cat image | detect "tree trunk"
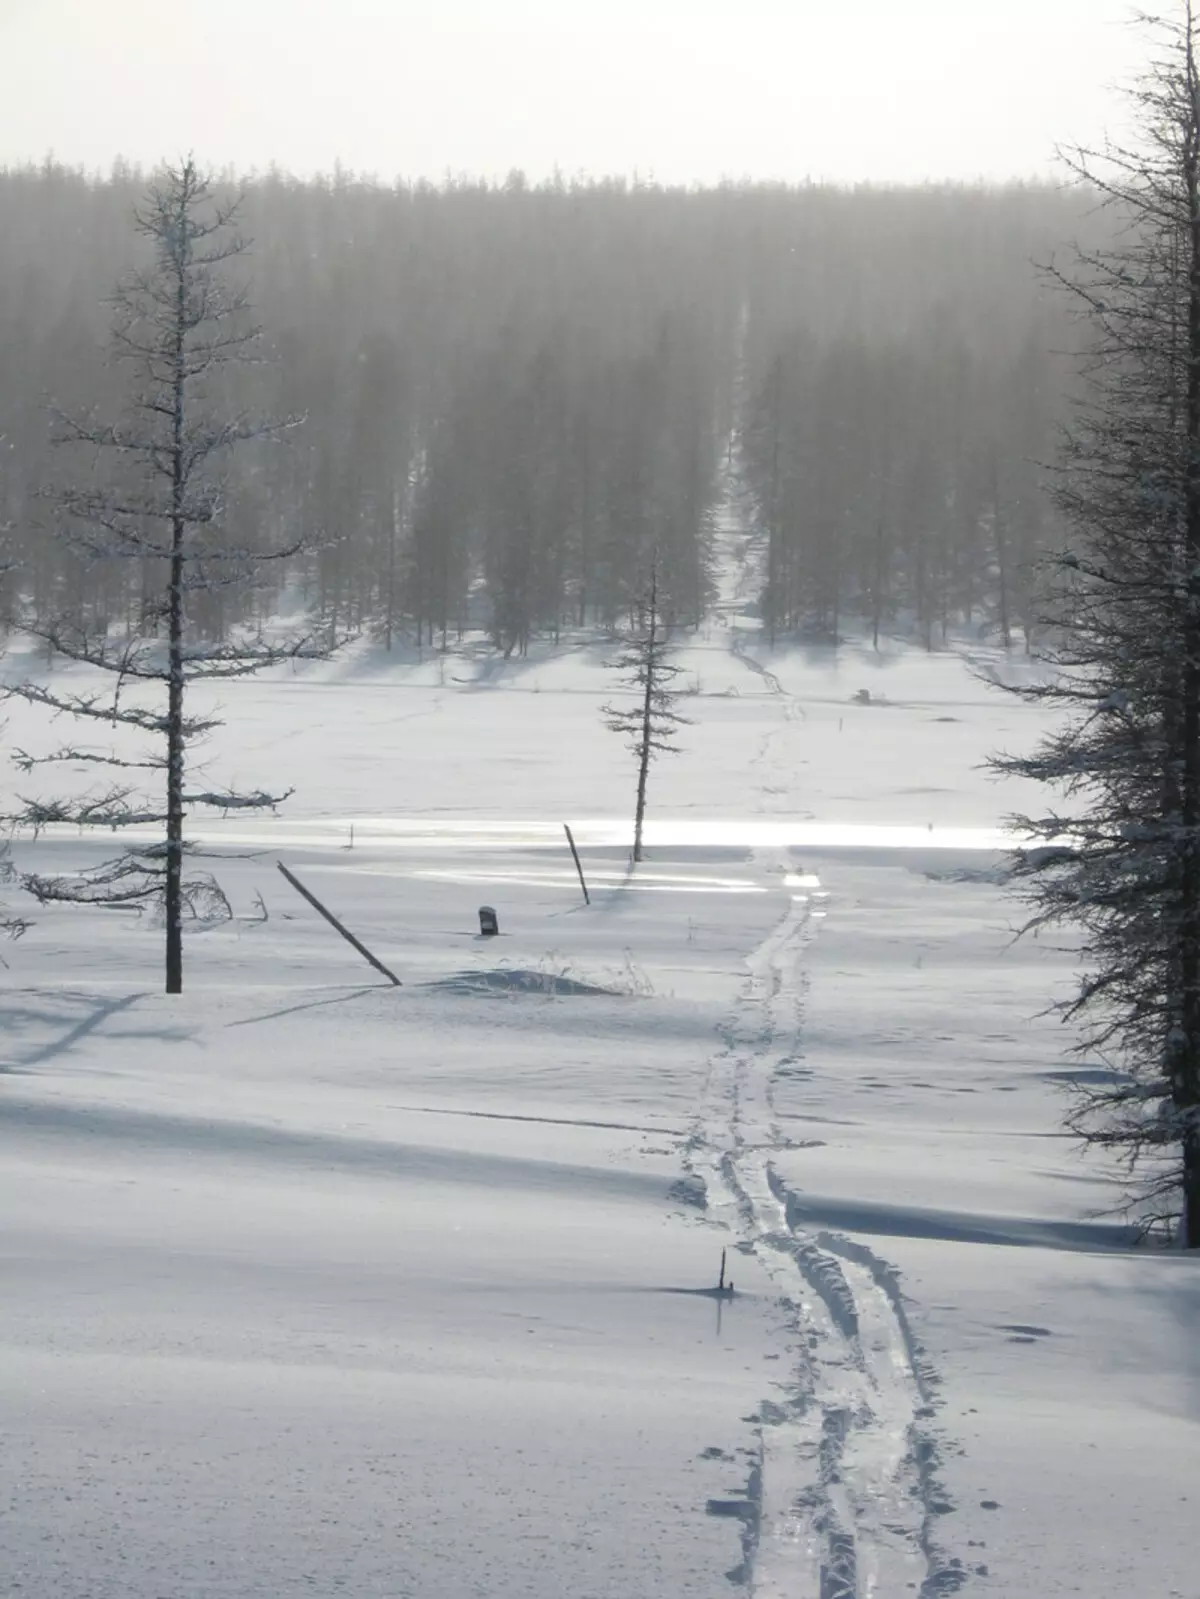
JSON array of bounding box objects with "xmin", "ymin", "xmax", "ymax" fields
[
  {"xmin": 165, "ymin": 533, "xmax": 184, "ymax": 996},
  {"xmin": 993, "ymin": 464, "xmax": 1011, "ymax": 648},
  {"xmin": 633, "ymin": 572, "xmax": 659, "ymax": 863},
  {"xmin": 1179, "ymin": 41, "xmax": 1200, "ymax": 1244},
  {"xmin": 384, "ymin": 484, "xmax": 399, "ymax": 651},
  {"xmin": 633, "ymin": 728, "xmax": 649, "ymax": 864},
  {"xmin": 165, "ymin": 209, "xmax": 188, "ymax": 996}
]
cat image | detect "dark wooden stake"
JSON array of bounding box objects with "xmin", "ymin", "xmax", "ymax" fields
[
  {"xmin": 563, "ymin": 822, "xmax": 590, "ymax": 905},
  {"xmin": 276, "ymin": 860, "xmax": 402, "ymax": 986}
]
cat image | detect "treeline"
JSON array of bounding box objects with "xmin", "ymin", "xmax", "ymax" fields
[{"xmin": 0, "ymin": 163, "xmax": 1096, "ymax": 650}]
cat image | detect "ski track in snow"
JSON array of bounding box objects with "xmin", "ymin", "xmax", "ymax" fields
[
  {"xmin": 685, "ymin": 878, "xmax": 966, "ymax": 1597},
  {"xmin": 682, "ymin": 455, "xmax": 964, "ymax": 1596},
  {"xmin": 676, "ymin": 627, "xmax": 965, "ymax": 1599}
]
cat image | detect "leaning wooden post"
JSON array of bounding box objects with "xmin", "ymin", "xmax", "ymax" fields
[
  {"xmin": 275, "ymin": 860, "xmax": 402, "ymax": 986},
  {"xmin": 563, "ymin": 822, "xmax": 590, "ymax": 905}
]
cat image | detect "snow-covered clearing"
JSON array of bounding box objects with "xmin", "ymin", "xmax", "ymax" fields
[{"xmin": 1, "ymin": 620, "xmax": 1198, "ymax": 1598}]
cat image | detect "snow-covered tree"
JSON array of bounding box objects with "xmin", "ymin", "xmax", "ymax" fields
[
  {"xmin": 602, "ymin": 560, "xmax": 689, "ymax": 863},
  {"xmin": 997, "ymin": 4, "xmax": 1200, "ymax": 1243},
  {"xmin": 4, "ymin": 158, "xmax": 322, "ymax": 994}
]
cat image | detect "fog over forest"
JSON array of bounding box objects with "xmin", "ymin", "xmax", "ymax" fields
[{"xmin": 0, "ymin": 165, "xmax": 1100, "ymax": 653}]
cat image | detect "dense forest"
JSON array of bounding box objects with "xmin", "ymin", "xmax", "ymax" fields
[{"xmin": 0, "ymin": 163, "xmax": 1099, "ymax": 652}]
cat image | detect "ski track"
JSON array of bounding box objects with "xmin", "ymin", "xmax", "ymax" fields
[
  {"xmin": 686, "ymin": 446, "xmax": 962, "ymax": 1595},
  {"xmin": 684, "ymin": 869, "xmax": 966, "ymax": 1599},
  {"xmin": 707, "ymin": 461, "xmax": 804, "ymax": 714}
]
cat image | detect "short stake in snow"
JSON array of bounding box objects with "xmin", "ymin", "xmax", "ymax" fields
[
  {"xmin": 563, "ymin": 823, "xmax": 590, "ymax": 905},
  {"xmin": 718, "ymin": 1247, "xmax": 734, "ymax": 1297}
]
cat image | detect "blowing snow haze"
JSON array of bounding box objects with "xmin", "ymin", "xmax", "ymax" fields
[{"xmin": 2, "ymin": 4, "xmax": 1200, "ymax": 1599}]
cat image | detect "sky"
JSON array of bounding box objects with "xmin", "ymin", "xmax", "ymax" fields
[{"xmin": 0, "ymin": 0, "xmax": 1152, "ymax": 187}]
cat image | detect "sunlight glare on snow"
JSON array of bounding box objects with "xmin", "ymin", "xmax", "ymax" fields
[
  {"xmin": 13, "ymin": 816, "xmax": 1018, "ymax": 851},
  {"xmin": 409, "ymin": 867, "xmax": 768, "ymax": 893}
]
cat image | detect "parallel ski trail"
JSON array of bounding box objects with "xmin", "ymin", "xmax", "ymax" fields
[{"xmin": 685, "ymin": 859, "xmax": 958, "ymax": 1598}]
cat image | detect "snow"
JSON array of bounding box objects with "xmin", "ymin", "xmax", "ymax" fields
[{"xmin": 1, "ymin": 621, "xmax": 1198, "ymax": 1598}]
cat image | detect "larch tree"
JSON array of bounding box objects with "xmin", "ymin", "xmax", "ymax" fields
[
  {"xmin": 602, "ymin": 560, "xmax": 689, "ymax": 863},
  {"xmin": 5, "ymin": 158, "xmax": 321, "ymax": 995},
  {"xmin": 997, "ymin": 3, "xmax": 1200, "ymax": 1243}
]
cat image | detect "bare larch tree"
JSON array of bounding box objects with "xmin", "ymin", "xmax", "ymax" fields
[
  {"xmin": 603, "ymin": 561, "xmax": 689, "ymax": 862},
  {"xmin": 5, "ymin": 158, "xmax": 320, "ymax": 994},
  {"xmin": 996, "ymin": 4, "xmax": 1200, "ymax": 1242}
]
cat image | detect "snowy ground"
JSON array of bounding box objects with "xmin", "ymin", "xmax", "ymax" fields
[{"xmin": 2, "ymin": 614, "xmax": 1198, "ymax": 1598}]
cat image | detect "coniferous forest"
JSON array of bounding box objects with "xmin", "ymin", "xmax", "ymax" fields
[{"xmin": 0, "ymin": 164, "xmax": 1100, "ymax": 651}]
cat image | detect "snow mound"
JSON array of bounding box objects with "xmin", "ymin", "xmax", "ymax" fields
[{"xmin": 424, "ymin": 967, "xmax": 618, "ymax": 997}]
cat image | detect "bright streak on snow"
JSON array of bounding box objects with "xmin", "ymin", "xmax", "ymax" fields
[
  {"xmin": 592, "ymin": 882, "xmax": 769, "ymax": 894},
  {"xmin": 784, "ymin": 872, "xmax": 822, "ymax": 888},
  {"xmin": 301, "ymin": 863, "xmax": 767, "ymax": 892},
  {"xmin": 9, "ymin": 816, "xmax": 1018, "ymax": 851},
  {"xmin": 408, "ymin": 869, "xmax": 768, "ymax": 894},
  {"xmin": 410, "ymin": 869, "xmax": 763, "ymax": 889}
]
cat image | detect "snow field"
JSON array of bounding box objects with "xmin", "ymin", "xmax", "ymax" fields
[{"xmin": 1, "ymin": 626, "xmax": 1197, "ymax": 1597}]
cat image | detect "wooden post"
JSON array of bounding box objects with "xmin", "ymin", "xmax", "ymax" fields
[
  {"xmin": 563, "ymin": 823, "xmax": 590, "ymax": 905},
  {"xmin": 276, "ymin": 860, "xmax": 402, "ymax": 986}
]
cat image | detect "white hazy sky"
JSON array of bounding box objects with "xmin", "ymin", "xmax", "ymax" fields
[{"xmin": 0, "ymin": 0, "xmax": 1151, "ymax": 185}]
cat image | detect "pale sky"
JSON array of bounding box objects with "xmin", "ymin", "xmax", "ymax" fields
[{"xmin": 0, "ymin": 0, "xmax": 1151, "ymax": 186}]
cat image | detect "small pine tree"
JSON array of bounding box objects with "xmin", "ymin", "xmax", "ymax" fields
[{"xmin": 602, "ymin": 561, "xmax": 689, "ymax": 862}]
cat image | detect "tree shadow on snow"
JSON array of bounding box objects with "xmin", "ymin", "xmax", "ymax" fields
[
  {"xmin": 227, "ymin": 985, "xmax": 389, "ymax": 1028},
  {"xmin": 0, "ymin": 989, "xmax": 187, "ymax": 1073}
]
